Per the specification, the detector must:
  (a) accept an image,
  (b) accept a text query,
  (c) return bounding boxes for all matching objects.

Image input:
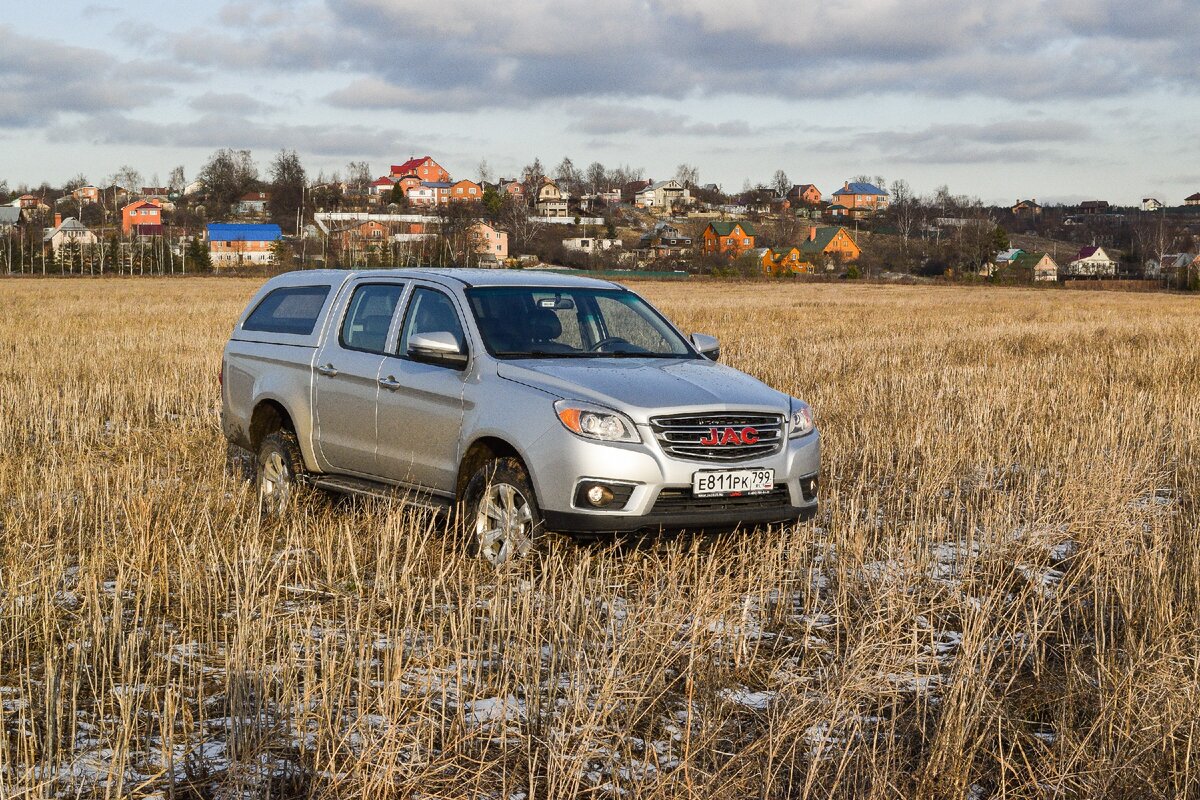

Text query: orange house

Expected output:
[71,185,101,204]
[338,220,389,250]
[702,221,756,256]
[449,179,482,202]
[759,246,811,275]
[390,156,450,183]
[830,181,888,215]
[394,175,423,197]
[786,184,822,206]
[799,226,860,266]
[121,199,163,235]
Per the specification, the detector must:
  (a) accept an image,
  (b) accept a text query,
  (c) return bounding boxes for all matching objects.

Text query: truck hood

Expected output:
[495,358,790,422]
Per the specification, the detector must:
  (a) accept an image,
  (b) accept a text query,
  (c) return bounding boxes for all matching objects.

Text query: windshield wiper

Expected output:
[494,350,590,358]
[591,351,681,358]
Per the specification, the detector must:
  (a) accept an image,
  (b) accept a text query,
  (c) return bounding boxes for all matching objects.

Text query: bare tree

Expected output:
[168,165,186,195]
[521,158,546,201]
[586,162,607,193]
[198,149,259,212]
[63,173,89,192]
[675,163,700,188]
[554,157,582,197]
[111,166,142,192]
[500,194,543,254]
[437,200,484,266]
[772,169,790,196]
[477,158,493,184]
[345,161,371,195]
[889,179,923,254]
[269,149,307,233]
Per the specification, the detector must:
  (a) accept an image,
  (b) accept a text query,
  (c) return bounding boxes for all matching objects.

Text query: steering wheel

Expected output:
[589,336,631,352]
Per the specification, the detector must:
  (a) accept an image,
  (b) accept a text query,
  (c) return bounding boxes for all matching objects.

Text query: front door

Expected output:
[313,281,406,474]
[375,285,471,494]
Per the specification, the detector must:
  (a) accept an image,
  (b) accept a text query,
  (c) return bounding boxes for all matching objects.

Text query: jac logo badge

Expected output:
[699,427,759,446]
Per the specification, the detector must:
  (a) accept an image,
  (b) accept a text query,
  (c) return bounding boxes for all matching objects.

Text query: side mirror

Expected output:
[691,333,720,362]
[408,331,469,369]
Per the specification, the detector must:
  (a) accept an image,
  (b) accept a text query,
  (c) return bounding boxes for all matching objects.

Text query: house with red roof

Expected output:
[1186,192,1200,207]
[121,199,163,235]
[370,176,396,196]
[390,156,450,183]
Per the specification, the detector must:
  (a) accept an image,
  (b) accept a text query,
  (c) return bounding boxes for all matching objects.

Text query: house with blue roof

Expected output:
[206,223,282,268]
[831,181,889,218]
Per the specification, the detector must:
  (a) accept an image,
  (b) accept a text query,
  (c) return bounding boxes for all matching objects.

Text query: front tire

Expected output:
[462,457,544,565]
[256,430,305,516]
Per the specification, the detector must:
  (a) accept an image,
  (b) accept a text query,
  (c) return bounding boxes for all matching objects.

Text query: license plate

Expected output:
[692,468,774,497]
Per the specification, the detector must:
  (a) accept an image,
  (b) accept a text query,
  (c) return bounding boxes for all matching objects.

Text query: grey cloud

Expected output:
[49,112,411,159]
[829,120,1092,165]
[80,0,1200,119]
[189,92,273,115]
[0,25,167,128]
[571,106,754,138]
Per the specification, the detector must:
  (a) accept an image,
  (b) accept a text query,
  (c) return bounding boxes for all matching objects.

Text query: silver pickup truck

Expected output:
[221,269,820,563]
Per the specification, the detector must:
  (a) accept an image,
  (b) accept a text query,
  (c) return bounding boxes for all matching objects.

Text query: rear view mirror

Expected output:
[691,333,720,361]
[408,331,469,369]
[537,297,575,311]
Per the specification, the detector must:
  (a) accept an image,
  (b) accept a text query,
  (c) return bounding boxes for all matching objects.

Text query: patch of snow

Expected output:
[718,687,775,710]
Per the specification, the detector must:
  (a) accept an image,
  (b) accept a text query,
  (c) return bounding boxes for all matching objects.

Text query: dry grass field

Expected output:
[2,277,1199,799]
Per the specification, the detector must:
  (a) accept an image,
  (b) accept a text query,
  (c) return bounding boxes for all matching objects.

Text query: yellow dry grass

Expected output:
[1,277,1198,799]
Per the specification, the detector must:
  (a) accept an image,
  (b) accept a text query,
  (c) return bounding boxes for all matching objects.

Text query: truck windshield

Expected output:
[465,286,697,359]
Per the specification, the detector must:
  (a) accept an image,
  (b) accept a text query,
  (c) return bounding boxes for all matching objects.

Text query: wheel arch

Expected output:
[456,436,531,501]
[247,397,320,472]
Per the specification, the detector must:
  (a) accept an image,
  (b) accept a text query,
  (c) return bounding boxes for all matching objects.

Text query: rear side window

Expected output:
[243,285,331,335]
[341,283,405,353]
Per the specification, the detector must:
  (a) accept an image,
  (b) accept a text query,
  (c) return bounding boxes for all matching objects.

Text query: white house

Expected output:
[1141,198,1165,212]
[563,237,620,253]
[43,217,98,253]
[634,179,691,211]
[1066,246,1118,277]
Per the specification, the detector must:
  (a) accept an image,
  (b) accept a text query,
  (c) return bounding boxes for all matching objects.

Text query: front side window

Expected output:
[341,283,404,353]
[242,285,331,336]
[397,288,466,356]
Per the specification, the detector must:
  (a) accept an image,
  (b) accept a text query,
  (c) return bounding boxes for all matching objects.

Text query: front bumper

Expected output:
[524,422,821,535]
[543,501,817,535]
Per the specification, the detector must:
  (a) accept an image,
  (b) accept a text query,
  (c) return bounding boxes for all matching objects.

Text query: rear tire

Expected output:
[462,457,544,565]
[256,430,305,516]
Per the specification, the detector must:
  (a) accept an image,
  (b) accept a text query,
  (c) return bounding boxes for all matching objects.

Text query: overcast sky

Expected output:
[3,1,1197,205]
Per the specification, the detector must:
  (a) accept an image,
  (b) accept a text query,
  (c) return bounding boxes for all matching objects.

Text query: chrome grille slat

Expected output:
[650,412,785,463]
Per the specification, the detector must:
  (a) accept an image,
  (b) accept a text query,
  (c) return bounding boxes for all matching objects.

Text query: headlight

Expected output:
[554,400,641,443]
[788,399,814,438]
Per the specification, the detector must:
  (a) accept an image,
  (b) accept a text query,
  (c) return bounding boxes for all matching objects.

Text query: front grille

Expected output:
[649,412,784,463]
[651,485,792,514]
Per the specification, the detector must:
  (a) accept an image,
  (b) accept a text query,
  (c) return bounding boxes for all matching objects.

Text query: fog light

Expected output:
[587,485,615,507]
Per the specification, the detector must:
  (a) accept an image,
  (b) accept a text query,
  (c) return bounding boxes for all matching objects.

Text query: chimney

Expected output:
[844,181,850,190]
[54,213,62,228]
[808,227,817,241]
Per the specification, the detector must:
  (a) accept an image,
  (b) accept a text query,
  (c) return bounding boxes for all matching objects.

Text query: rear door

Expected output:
[313,280,407,474]
[375,284,471,494]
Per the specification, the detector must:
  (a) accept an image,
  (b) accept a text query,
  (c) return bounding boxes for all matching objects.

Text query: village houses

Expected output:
[830,181,889,217]
[702,221,756,257]
[206,223,281,267]
[122,199,163,235]
[1065,246,1119,277]
[43,215,97,253]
